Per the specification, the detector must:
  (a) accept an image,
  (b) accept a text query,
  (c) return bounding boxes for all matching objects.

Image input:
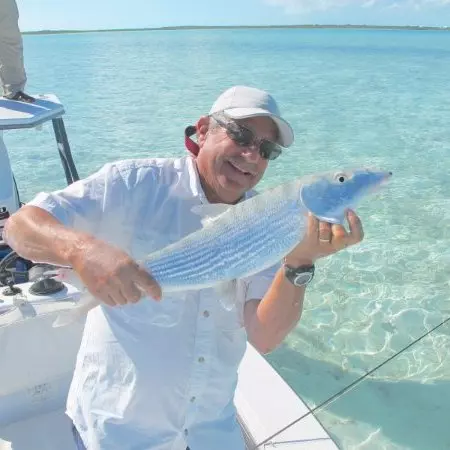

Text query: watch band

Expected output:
[283,260,315,287]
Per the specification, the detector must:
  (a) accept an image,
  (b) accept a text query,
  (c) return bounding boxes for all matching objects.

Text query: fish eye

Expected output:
[334,172,348,183]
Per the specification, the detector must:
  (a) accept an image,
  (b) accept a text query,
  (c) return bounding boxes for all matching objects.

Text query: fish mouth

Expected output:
[369,171,393,193]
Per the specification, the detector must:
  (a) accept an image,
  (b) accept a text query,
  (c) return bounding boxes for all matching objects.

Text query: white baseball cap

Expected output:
[209,85,294,147]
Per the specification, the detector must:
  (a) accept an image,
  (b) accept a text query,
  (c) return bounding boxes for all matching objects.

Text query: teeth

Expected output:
[230,161,249,175]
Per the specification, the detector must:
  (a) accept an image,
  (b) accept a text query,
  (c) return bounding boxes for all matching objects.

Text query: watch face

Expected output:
[293,272,313,286]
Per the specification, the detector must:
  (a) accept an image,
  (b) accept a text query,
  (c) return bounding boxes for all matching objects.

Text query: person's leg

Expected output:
[0,0,27,98]
[71,423,87,450]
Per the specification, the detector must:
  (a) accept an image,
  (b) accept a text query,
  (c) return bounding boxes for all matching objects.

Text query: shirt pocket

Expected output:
[116,293,186,327]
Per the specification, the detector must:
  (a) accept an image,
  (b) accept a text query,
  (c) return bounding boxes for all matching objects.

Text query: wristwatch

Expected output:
[283,260,315,287]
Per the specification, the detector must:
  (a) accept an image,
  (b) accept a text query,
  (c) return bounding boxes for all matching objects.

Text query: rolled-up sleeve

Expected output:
[242,262,281,303]
[233,263,280,326]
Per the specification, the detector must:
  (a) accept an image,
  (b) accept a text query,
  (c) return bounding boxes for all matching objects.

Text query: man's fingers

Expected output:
[133,266,162,301]
[318,221,332,243]
[107,288,127,306]
[101,293,116,307]
[306,213,319,239]
[346,210,364,243]
[120,283,143,304]
[95,291,121,306]
[331,223,348,241]
[88,285,116,306]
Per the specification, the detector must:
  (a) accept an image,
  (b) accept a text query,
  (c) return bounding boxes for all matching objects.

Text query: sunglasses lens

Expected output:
[228,126,253,147]
[216,116,283,161]
[260,141,282,160]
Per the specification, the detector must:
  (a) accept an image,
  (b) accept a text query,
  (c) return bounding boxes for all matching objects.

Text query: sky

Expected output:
[17,0,450,31]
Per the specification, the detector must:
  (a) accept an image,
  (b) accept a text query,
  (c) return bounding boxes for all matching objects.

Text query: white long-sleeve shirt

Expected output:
[28,155,278,450]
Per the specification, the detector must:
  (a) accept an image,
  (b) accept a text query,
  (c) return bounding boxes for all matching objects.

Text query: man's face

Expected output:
[195,115,280,204]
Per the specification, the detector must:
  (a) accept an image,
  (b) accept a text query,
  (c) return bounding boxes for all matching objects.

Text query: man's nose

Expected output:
[241,144,261,163]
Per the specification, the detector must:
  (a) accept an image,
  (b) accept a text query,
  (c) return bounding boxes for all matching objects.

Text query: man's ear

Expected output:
[196,116,210,149]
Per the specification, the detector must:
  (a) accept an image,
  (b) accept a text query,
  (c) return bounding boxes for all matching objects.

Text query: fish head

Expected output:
[299,168,392,224]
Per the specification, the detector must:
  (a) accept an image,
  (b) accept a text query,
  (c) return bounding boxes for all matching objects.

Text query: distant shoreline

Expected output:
[23,24,450,35]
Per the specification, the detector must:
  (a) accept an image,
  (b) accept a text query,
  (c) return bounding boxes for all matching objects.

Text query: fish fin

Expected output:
[215,279,238,311]
[52,308,85,328]
[191,203,231,227]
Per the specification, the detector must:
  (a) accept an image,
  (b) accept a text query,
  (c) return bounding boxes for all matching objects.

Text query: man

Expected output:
[4,85,364,450]
[0,0,34,102]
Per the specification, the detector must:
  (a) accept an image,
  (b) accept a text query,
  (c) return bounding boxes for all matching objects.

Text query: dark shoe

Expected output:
[8,91,35,103]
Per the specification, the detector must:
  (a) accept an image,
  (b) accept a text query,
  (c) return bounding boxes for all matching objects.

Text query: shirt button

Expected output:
[190,396,196,402]
[203,310,210,318]
[198,356,205,363]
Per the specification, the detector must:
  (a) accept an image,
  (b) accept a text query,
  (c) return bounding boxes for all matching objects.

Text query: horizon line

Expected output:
[23,24,450,35]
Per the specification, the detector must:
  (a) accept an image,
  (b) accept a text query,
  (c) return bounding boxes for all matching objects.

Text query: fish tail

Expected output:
[52,308,85,328]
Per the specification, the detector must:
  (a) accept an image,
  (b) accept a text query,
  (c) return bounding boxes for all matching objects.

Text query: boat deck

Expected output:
[236,345,339,449]
[0,95,64,130]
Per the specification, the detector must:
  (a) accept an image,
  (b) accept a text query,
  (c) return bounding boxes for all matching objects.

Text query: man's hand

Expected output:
[285,210,364,266]
[69,237,162,307]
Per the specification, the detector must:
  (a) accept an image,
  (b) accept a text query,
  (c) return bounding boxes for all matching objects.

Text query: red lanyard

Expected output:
[184,125,199,156]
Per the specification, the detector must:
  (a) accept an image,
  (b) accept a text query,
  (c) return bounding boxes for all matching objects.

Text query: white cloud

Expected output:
[264,0,450,14]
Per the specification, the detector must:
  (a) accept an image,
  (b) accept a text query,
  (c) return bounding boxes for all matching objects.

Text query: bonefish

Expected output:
[53,168,392,327]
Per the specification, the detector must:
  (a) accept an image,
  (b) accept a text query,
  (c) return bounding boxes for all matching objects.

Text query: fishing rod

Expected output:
[254,315,450,449]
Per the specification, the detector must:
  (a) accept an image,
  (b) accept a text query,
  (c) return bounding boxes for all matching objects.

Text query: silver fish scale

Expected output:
[143,181,307,292]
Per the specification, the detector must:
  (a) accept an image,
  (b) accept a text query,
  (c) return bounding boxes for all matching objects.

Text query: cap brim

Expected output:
[223,107,294,147]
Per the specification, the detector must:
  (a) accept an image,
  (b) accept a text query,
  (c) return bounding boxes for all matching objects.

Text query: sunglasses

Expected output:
[211,114,282,161]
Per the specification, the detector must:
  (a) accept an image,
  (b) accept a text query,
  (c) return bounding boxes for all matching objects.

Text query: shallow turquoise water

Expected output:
[3,28,450,449]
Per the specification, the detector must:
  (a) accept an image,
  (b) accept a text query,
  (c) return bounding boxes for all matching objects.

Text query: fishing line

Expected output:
[254,315,450,449]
